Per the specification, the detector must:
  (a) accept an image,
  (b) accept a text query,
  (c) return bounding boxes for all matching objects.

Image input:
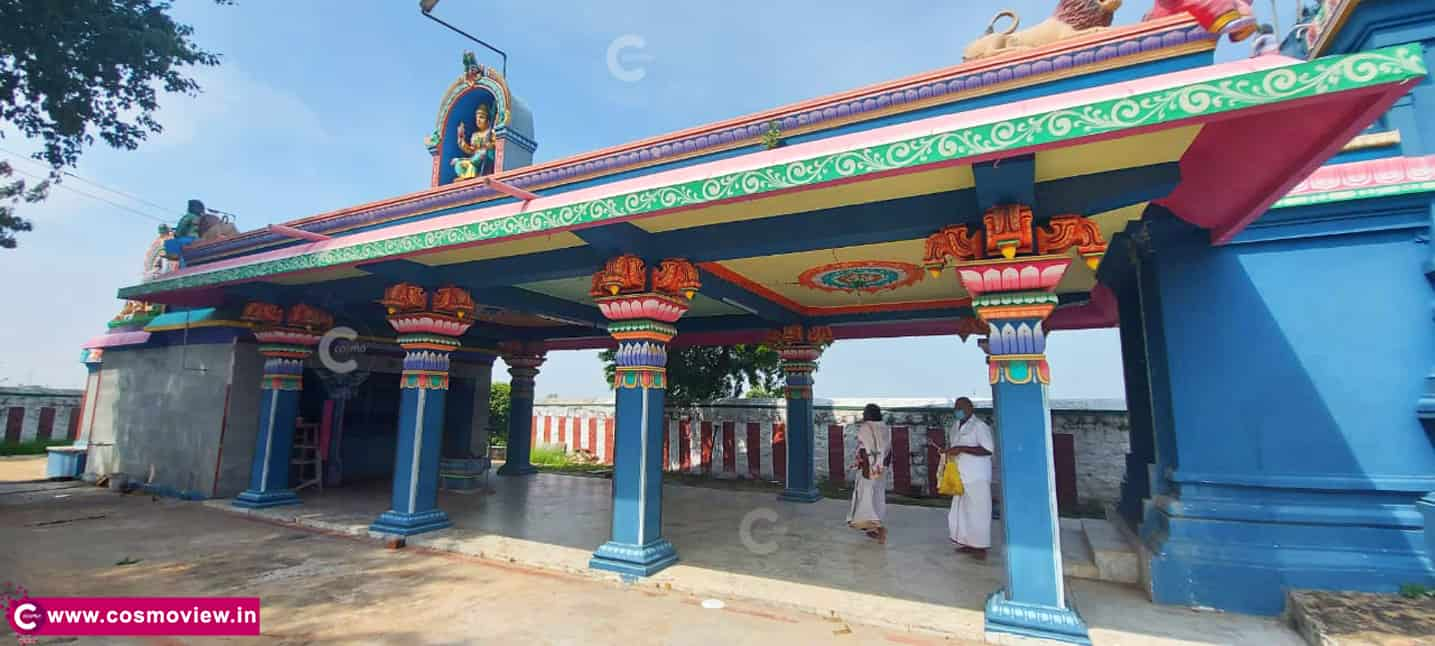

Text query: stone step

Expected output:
[1082,517,1140,584]
[1059,518,1100,580]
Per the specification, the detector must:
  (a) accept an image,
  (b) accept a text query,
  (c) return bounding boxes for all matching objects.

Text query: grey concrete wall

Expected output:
[0,387,83,443]
[85,342,237,498]
[215,342,263,498]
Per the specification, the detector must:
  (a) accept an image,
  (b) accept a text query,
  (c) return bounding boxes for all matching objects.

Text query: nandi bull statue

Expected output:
[964,0,1122,62]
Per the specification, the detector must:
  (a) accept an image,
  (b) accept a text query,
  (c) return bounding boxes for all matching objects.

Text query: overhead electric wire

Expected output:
[0,148,179,223]
[5,164,170,224]
[0,147,179,218]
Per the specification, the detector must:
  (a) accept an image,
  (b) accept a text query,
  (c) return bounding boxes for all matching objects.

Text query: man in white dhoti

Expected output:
[944,397,994,560]
[847,403,891,544]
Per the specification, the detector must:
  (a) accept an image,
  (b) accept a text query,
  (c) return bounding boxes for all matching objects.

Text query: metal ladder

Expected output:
[292,418,323,492]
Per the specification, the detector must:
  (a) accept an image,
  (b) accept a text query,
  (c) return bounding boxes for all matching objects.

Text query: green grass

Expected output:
[0,439,71,456]
[529,445,569,466]
[529,445,614,476]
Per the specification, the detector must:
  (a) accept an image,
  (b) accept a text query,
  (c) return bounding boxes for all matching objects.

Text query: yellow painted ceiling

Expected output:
[715,239,964,311]
[408,231,586,267]
[518,276,746,317]
[1035,125,1201,181]
[634,165,975,233]
[265,266,369,285]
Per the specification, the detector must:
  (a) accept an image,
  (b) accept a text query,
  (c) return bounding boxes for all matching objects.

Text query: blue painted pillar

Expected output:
[773,326,831,503]
[590,314,681,577]
[233,303,330,509]
[497,345,545,476]
[923,210,1091,644]
[370,285,476,536]
[979,295,1090,644]
[586,256,703,578]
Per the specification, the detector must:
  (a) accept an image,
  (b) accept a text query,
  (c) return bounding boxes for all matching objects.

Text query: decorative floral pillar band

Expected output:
[234,302,332,509]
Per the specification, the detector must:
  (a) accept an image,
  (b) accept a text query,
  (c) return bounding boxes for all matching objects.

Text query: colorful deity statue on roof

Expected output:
[425,51,537,186]
[156,199,238,262]
[451,103,497,180]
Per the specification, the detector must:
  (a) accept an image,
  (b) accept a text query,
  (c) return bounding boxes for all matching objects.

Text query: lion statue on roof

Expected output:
[964,0,1122,62]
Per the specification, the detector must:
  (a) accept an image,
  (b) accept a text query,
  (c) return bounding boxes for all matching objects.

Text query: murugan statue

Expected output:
[451,103,497,180]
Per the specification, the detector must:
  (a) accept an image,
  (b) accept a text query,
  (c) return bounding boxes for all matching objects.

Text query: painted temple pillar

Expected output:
[924,207,1106,645]
[439,356,494,492]
[369,284,475,536]
[588,255,700,578]
[233,302,334,509]
[768,325,833,503]
[497,342,545,476]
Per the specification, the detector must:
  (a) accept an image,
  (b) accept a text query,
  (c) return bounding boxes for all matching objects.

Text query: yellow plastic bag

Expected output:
[938,454,964,497]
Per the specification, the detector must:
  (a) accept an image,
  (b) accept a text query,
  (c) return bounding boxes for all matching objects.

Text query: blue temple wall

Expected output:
[1132,194,1435,614]
[1109,1,1435,615]
[1321,1,1435,158]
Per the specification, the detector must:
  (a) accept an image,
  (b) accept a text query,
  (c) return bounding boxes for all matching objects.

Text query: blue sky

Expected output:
[0,0,1295,398]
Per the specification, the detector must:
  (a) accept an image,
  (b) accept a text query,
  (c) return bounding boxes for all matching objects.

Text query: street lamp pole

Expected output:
[419,0,508,78]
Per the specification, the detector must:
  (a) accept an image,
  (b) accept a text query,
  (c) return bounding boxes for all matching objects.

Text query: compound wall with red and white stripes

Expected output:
[529,398,1129,505]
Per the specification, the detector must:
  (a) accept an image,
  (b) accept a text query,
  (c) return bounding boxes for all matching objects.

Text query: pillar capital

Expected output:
[499,340,546,398]
[376,284,474,391]
[243,301,333,391]
[766,325,832,399]
[920,205,1111,387]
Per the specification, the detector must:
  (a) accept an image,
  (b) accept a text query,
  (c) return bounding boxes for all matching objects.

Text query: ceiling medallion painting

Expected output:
[798,261,924,294]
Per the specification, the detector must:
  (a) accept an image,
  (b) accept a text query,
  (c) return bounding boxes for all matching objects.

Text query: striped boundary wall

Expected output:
[529,398,1128,498]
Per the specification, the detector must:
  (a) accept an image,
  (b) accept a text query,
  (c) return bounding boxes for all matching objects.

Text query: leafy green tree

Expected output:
[488,381,511,446]
[599,344,784,406]
[0,0,231,248]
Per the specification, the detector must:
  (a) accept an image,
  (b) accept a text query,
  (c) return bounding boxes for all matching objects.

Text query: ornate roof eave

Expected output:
[182,15,1216,265]
[117,44,1426,302]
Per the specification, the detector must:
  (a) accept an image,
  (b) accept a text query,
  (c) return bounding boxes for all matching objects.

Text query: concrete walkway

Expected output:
[4,487,967,645]
[211,472,1303,645]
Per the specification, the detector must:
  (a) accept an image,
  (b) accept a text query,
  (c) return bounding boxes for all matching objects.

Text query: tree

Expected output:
[599,344,784,406]
[488,381,511,446]
[0,0,231,248]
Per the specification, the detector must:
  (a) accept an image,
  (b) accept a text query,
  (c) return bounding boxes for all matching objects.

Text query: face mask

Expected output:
[957,409,970,421]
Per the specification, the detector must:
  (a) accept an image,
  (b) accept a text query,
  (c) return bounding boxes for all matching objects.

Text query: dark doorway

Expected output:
[4,408,22,444]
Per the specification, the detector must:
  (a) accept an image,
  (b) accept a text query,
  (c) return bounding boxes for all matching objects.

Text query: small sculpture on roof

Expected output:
[157,199,238,261]
[963,0,1122,62]
[452,102,497,180]
[1144,0,1257,42]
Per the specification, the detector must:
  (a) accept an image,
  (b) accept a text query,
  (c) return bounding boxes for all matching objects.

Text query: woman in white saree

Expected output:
[847,403,892,544]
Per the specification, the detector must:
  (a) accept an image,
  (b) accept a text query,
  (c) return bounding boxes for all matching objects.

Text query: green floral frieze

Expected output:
[119,44,1427,300]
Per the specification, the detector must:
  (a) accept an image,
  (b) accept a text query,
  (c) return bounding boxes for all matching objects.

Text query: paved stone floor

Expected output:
[0,485,972,645]
[216,472,1305,645]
